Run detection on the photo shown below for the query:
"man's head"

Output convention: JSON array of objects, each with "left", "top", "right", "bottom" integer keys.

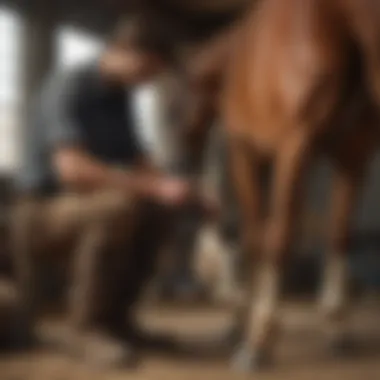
[{"left": 100, "top": 15, "right": 175, "bottom": 85}]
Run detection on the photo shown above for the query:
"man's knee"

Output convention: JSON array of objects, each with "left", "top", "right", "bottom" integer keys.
[
  {"left": 9, "top": 192, "right": 136, "bottom": 287},
  {"left": 42, "top": 191, "right": 136, "bottom": 246}
]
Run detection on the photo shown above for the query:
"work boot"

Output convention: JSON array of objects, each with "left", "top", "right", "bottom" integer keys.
[
  {"left": 80, "top": 330, "right": 138, "bottom": 369},
  {"left": 61, "top": 327, "right": 138, "bottom": 369}
]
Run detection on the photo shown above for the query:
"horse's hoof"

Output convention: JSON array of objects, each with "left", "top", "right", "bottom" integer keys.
[
  {"left": 327, "top": 334, "right": 357, "bottom": 357},
  {"left": 231, "top": 347, "right": 272, "bottom": 373}
]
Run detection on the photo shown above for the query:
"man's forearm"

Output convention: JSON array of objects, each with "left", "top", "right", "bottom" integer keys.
[
  {"left": 67, "top": 165, "right": 158, "bottom": 198},
  {"left": 54, "top": 149, "right": 159, "bottom": 198}
]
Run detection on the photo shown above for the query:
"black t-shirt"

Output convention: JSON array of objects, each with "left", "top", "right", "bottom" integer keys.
[{"left": 16, "top": 62, "right": 146, "bottom": 194}]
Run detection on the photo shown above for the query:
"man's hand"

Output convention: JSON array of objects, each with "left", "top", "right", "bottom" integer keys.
[
  {"left": 143, "top": 175, "right": 221, "bottom": 219},
  {"left": 152, "top": 177, "right": 192, "bottom": 207}
]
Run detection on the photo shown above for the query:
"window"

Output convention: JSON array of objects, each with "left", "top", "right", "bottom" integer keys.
[
  {"left": 0, "top": 7, "right": 21, "bottom": 173},
  {"left": 56, "top": 26, "right": 103, "bottom": 69}
]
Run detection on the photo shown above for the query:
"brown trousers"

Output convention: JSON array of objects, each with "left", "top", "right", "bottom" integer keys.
[{"left": 10, "top": 190, "right": 174, "bottom": 339}]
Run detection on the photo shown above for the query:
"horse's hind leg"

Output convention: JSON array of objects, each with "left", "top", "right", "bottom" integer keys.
[
  {"left": 232, "top": 130, "right": 312, "bottom": 372},
  {"left": 319, "top": 164, "right": 359, "bottom": 353},
  {"left": 320, "top": 124, "right": 376, "bottom": 355}
]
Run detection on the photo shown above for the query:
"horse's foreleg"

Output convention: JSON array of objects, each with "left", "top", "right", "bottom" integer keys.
[
  {"left": 225, "top": 138, "right": 262, "bottom": 346},
  {"left": 233, "top": 131, "right": 312, "bottom": 371}
]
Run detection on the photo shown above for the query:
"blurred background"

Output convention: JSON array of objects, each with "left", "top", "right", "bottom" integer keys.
[{"left": 1, "top": 1, "right": 380, "bottom": 379}]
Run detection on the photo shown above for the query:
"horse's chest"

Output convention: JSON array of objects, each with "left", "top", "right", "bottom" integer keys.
[{"left": 224, "top": 91, "right": 293, "bottom": 155}]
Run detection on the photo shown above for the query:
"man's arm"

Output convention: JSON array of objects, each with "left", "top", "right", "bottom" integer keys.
[
  {"left": 52, "top": 145, "right": 163, "bottom": 196},
  {"left": 41, "top": 68, "right": 160, "bottom": 197}
]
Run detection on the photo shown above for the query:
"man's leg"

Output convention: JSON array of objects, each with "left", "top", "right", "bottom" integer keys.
[
  {"left": 162, "top": 205, "right": 205, "bottom": 299},
  {"left": 106, "top": 201, "right": 180, "bottom": 349},
  {"left": 157, "top": 152, "right": 207, "bottom": 300},
  {"left": 12, "top": 191, "right": 138, "bottom": 367}
]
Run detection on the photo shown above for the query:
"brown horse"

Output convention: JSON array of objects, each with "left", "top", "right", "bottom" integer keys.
[{"left": 179, "top": 0, "right": 380, "bottom": 371}]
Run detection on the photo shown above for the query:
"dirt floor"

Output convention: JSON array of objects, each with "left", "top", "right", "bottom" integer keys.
[{"left": 1, "top": 301, "right": 380, "bottom": 380}]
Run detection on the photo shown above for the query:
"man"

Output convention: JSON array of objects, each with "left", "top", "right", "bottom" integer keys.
[{"left": 13, "top": 16, "right": 212, "bottom": 367}]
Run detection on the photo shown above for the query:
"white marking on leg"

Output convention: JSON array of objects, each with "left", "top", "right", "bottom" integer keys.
[
  {"left": 319, "top": 253, "right": 349, "bottom": 338},
  {"left": 215, "top": 244, "right": 242, "bottom": 304},
  {"left": 320, "top": 254, "right": 348, "bottom": 317},
  {"left": 248, "top": 262, "right": 281, "bottom": 350}
]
